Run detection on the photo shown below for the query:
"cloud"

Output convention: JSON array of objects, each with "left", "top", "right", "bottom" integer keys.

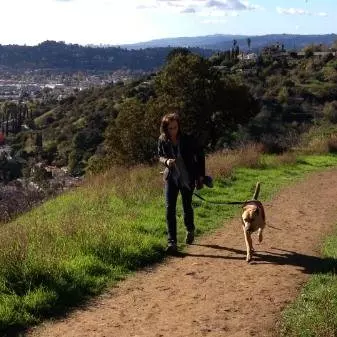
[
  {"left": 181, "top": 7, "right": 196, "bottom": 13},
  {"left": 276, "top": 7, "right": 309, "bottom": 15},
  {"left": 202, "top": 18, "right": 228, "bottom": 24},
  {"left": 276, "top": 7, "right": 328, "bottom": 17},
  {"left": 206, "top": 0, "right": 245, "bottom": 10},
  {"left": 136, "top": 0, "right": 262, "bottom": 15},
  {"left": 198, "top": 10, "right": 238, "bottom": 17},
  {"left": 136, "top": 1, "right": 158, "bottom": 10},
  {"left": 206, "top": 0, "right": 260, "bottom": 11}
]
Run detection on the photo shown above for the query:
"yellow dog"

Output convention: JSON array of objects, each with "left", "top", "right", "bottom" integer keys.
[{"left": 241, "top": 182, "right": 266, "bottom": 262}]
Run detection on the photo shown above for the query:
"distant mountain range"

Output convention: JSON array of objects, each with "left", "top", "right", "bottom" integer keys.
[
  {"left": 0, "top": 34, "right": 336, "bottom": 73},
  {"left": 119, "top": 33, "right": 337, "bottom": 51},
  {"left": 0, "top": 41, "right": 214, "bottom": 72}
]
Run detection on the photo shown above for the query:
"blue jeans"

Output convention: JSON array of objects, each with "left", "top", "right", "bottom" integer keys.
[{"left": 164, "top": 180, "right": 195, "bottom": 244}]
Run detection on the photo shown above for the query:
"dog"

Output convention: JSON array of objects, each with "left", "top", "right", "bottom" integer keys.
[{"left": 241, "top": 182, "right": 266, "bottom": 262}]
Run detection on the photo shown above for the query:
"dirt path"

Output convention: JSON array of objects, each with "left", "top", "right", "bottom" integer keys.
[{"left": 30, "top": 169, "right": 337, "bottom": 337}]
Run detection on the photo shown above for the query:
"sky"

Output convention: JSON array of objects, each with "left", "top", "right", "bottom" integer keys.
[{"left": 0, "top": 0, "right": 336, "bottom": 46}]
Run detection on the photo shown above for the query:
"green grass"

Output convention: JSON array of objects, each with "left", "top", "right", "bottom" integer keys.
[
  {"left": 280, "top": 233, "right": 337, "bottom": 337},
  {"left": 0, "top": 154, "right": 337, "bottom": 333}
]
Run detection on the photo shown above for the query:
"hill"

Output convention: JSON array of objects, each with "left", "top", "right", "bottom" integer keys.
[
  {"left": 119, "top": 34, "right": 247, "bottom": 49},
  {"left": 120, "top": 33, "right": 337, "bottom": 51},
  {"left": 1, "top": 34, "right": 337, "bottom": 73},
  {"left": 1, "top": 41, "right": 337, "bottom": 181},
  {"left": 0, "top": 41, "right": 214, "bottom": 72}
]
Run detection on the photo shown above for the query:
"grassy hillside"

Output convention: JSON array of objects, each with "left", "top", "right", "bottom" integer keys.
[
  {"left": 0, "top": 147, "right": 336, "bottom": 333},
  {"left": 4, "top": 46, "right": 337, "bottom": 179}
]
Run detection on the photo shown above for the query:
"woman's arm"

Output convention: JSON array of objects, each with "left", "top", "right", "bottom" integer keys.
[{"left": 158, "top": 139, "right": 170, "bottom": 167}]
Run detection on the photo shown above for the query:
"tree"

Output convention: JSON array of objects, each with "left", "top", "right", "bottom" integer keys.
[
  {"left": 154, "top": 53, "right": 219, "bottom": 145},
  {"left": 166, "top": 47, "right": 192, "bottom": 62},
  {"left": 209, "top": 78, "right": 260, "bottom": 148},
  {"left": 232, "top": 39, "right": 238, "bottom": 60},
  {"left": 247, "top": 38, "right": 251, "bottom": 51},
  {"left": 104, "top": 98, "right": 156, "bottom": 164},
  {"left": 2, "top": 101, "right": 18, "bottom": 135},
  {"left": 155, "top": 52, "right": 258, "bottom": 149}
]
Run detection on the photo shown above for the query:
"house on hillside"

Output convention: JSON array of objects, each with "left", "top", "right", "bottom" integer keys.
[
  {"left": 296, "top": 51, "right": 337, "bottom": 57},
  {"left": 238, "top": 53, "right": 258, "bottom": 61}
]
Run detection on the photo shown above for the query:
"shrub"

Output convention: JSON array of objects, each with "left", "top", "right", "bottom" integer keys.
[
  {"left": 323, "top": 101, "right": 337, "bottom": 124},
  {"left": 304, "top": 137, "right": 329, "bottom": 154},
  {"left": 273, "top": 152, "right": 298, "bottom": 166},
  {"left": 327, "top": 135, "right": 337, "bottom": 153},
  {"left": 206, "top": 143, "right": 264, "bottom": 179}
]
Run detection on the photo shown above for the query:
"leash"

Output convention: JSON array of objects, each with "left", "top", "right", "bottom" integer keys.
[
  {"left": 193, "top": 192, "right": 271, "bottom": 207},
  {"left": 193, "top": 192, "right": 244, "bottom": 205}
]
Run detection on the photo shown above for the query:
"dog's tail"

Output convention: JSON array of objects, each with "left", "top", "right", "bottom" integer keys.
[{"left": 252, "top": 182, "right": 260, "bottom": 200}]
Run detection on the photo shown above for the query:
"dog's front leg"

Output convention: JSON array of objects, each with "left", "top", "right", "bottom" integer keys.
[
  {"left": 258, "top": 228, "right": 263, "bottom": 243},
  {"left": 242, "top": 227, "right": 252, "bottom": 262}
]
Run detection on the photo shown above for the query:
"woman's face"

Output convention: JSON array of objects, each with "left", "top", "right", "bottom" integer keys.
[{"left": 167, "top": 120, "right": 179, "bottom": 140}]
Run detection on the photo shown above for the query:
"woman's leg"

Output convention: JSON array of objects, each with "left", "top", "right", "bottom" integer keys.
[
  {"left": 165, "top": 181, "right": 179, "bottom": 244},
  {"left": 180, "top": 186, "right": 195, "bottom": 234}
]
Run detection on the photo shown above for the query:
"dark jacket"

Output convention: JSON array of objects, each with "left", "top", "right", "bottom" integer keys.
[{"left": 158, "top": 134, "right": 205, "bottom": 184}]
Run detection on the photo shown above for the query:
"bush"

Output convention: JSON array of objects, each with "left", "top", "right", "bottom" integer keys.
[
  {"left": 206, "top": 143, "right": 264, "bottom": 178},
  {"left": 273, "top": 152, "right": 298, "bottom": 166},
  {"left": 323, "top": 101, "right": 337, "bottom": 124},
  {"left": 327, "top": 135, "right": 337, "bottom": 153},
  {"left": 260, "top": 134, "right": 289, "bottom": 154}
]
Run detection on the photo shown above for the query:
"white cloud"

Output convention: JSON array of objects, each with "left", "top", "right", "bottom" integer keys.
[
  {"left": 198, "top": 10, "right": 238, "bottom": 17},
  {"left": 181, "top": 7, "right": 196, "bottom": 13},
  {"left": 276, "top": 7, "right": 309, "bottom": 15},
  {"left": 242, "top": 0, "right": 263, "bottom": 10},
  {"left": 137, "top": 0, "right": 262, "bottom": 15},
  {"left": 136, "top": 4, "right": 157, "bottom": 9},
  {"left": 276, "top": 7, "right": 328, "bottom": 17},
  {"left": 206, "top": 0, "right": 245, "bottom": 10},
  {"left": 202, "top": 18, "right": 228, "bottom": 24},
  {"left": 206, "top": 0, "right": 260, "bottom": 11}
]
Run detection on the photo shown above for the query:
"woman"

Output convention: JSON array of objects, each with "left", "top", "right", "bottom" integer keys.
[{"left": 158, "top": 112, "right": 205, "bottom": 254}]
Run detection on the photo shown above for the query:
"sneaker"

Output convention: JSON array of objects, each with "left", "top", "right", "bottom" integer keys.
[
  {"left": 185, "top": 230, "right": 195, "bottom": 245},
  {"left": 166, "top": 242, "right": 178, "bottom": 255}
]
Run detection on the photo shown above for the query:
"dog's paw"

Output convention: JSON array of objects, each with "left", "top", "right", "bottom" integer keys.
[{"left": 246, "top": 255, "right": 251, "bottom": 262}]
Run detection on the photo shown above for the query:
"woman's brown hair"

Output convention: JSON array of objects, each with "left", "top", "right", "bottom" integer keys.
[{"left": 160, "top": 112, "right": 181, "bottom": 140}]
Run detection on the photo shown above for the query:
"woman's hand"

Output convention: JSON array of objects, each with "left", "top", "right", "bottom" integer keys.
[{"left": 166, "top": 159, "right": 176, "bottom": 168}]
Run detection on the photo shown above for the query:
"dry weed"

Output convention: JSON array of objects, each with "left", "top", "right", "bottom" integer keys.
[
  {"left": 327, "top": 135, "right": 337, "bottom": 153},
  {"left": 207, "top": 143, "right": 264, "bottom": 179},
  {"left": 273, "top": 152, "right": 298, "bottom": 166}
]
